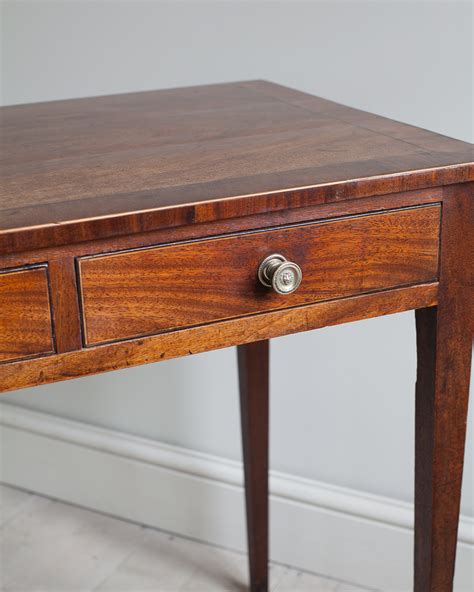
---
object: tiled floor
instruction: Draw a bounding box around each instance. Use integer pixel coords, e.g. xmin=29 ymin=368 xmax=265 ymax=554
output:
xmin=0 ymin=484 xmax=370 ymax=591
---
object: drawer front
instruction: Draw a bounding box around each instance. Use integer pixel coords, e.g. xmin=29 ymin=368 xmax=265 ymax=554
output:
xmin=0 ymin=266 xmax=54 ymax=363
xmin=79 ymin=205 xmax=440 ymax=346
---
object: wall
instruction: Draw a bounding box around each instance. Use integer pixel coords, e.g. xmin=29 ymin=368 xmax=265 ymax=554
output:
xmin=1 ymin=0 xmax=473 ymax=586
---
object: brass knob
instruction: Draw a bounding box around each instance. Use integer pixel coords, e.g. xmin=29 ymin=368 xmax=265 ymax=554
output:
xmin=257 ymin=253 xmax=302 ymax=295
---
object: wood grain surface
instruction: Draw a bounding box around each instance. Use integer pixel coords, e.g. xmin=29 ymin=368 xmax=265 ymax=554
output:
xmin=238 ymin=340 xmax=269 ymax=592
xmin=0 ymin=79 xmax=471 ymax=592
xmin=0 ymin=187 xmax=443 ymax=260
xmin=414 ymin=185 xmax=473 ymax=591
xmin=79 ymin=205 xmax=440 ymax=345
xmin=1 ymin=81 xmax=472 ymax=253
xmin=0 ymin=267 xmax=54 ymax=363
xmin=48 ymin=259 xmax=83 ymax=353
xmin=0 ymin=282 xmax=438 ymax=393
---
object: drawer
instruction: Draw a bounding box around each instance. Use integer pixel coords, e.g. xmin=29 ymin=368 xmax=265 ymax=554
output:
xmin=0 ymin=266 xmax=55 ymax=363
xmin=78 ymin=205 xmax=441 ymax=346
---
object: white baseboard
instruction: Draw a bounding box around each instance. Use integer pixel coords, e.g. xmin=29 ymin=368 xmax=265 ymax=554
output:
xmin=0 ymin=402 xmax=472 ymax=591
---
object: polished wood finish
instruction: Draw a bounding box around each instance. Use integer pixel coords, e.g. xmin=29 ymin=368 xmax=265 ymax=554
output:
xmin=0 ymin=82 xmax=472 ymax=592
xmin=0 ymin=266 xmax=54 ymax=363
xmin=1 ymin=81 xmax=472 ymax=255
xmin=0 ymin=283 xmax=438 ymax=394
xmin=0 ymin=187 xmax=443 ymax=270
xmin=79 ymin=206 xmax=440 ymax=345
xmin=238 ymin=340 xmax=269 ymax=592
xmin=414 ymin=187 xmax=473 ymax=591
xmin=48 ymin=258 xmax=83 ymax=353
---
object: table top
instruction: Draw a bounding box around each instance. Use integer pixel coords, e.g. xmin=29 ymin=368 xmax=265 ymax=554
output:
xmin=1 ymin=80 xmax=472 ymax=245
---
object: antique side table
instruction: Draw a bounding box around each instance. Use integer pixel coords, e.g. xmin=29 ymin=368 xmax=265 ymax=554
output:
xmin=0 ymin=81 xmax=472 ymax=592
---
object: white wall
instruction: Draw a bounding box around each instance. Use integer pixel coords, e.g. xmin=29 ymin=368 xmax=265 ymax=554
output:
xmin=1 ymin=0 xmax=473 ymax=521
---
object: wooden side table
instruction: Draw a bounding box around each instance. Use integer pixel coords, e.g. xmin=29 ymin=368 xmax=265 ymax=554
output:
xmin=0 ymin=81 xmax=472 ymax=591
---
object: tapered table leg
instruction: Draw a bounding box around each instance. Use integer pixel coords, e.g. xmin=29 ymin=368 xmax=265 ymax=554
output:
xmin=238 ymin=340 xmax=269 ymax=592
xmin=415 ymin=307 xmax=472 ymax=590
xmin=414 ymin=187 xmax=473 ymax=591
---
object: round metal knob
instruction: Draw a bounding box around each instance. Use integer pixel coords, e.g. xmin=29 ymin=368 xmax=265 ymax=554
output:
xmin=257 ymin=253 xmax=302 ymax=295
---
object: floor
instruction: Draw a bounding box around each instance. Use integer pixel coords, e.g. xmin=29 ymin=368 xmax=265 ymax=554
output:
xmin=0 ymin=484 xmax=371 ymax=592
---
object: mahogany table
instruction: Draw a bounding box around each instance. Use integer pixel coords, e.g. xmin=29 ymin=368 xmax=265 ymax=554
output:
xmin=0 ymin=81 xmax=472 ymax=592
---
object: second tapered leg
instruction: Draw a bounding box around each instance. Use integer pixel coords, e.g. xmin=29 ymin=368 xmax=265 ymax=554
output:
xmin=238 ymin=340 xmax=269 ymax=592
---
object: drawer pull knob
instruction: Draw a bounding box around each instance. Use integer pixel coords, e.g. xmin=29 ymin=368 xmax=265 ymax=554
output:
xmin=258 ymin=254 xmax=302 ymax=295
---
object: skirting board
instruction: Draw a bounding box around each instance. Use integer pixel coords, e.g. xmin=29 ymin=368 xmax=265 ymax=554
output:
xmin=0 ymin=402 xmax=472 ymax=591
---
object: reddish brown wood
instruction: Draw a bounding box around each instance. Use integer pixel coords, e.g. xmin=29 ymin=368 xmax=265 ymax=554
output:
xmin=48 ymin=258 xmax=83 ymax=352
xmin=0 ymin=81 xmax=472 ymax=254
xmin=414 ymin=187 xmax=473 ymax=591
xmin=238 ymin=340 xmax=269 ymax=592
xmin=0 ymin=282 xmax=438 ymax=393
xmin=78 ymin=206 xmax=440 ymax=346
xmin=0 ymin=187 xmax=443 ymax=264
xmin=0 ymin=266 xmax=54 ymax=363
xmin=0 ymin=82 xmax=472 ymax=591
